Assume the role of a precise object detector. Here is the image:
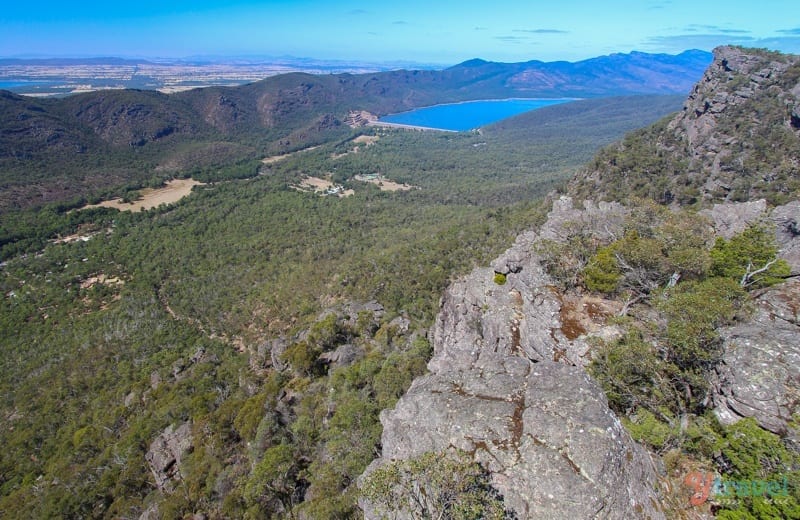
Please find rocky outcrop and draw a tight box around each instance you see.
[712,280,800,434]
[700,199,768,239]
[772,201,800,275]
[370,360,664,519]
[362,197,664,519]
[698,200,800,434]
[433,197,629,372]
[671,46,799,162]
[344,110,377,127]
[572,47,800,205]
[701,199,800,274]
[318,343,363,368]
[145,422,193,492]
[250,300,384,373]
[537,195,629,243]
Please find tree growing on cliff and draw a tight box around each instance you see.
[709,224,790,288]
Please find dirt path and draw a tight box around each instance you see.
[262,145,321,164]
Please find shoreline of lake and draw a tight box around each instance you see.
[378,98,577,132]
[367,120,457,132]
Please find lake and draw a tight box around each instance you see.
[378,98,574,131]
[0,81,50,90]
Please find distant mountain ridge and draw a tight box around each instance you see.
[446,49,712,96]
[0,49,711,210]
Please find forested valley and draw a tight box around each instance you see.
[0,94,683,517]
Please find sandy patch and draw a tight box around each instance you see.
[80,274,124,290]
[354,174,418,192]
[331,135,380,159]
[81,179,204,212]
[299,176,333,190]
[53,233,95,244]
[353,135,379,145]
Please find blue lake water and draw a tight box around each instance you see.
[379,98,574,131]
[0,81,49,89]
[0,81,29,89]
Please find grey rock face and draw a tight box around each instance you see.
[772,200,800,274]
[138,502,159,520]
[791,104,800,129]
[371,360,663,519]
[701,199,767,239]
[145,422,193,492]
[712,280,800,434]
[363,198,664,519]
[701,199,800,274]
[538,196,629,244]
[673,46,797,152]
[318,343,363,368]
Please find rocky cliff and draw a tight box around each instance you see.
[362,198,800,519]
[572,46,800,206]
[361,198,665,519]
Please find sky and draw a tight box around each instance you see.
[1,0,799,65]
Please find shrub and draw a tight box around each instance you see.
[658,277,746,373]
[584,246,621,293]
[493,272,507,285]
[588,329,665,413]
[280,341,322,377]
[360,450,510,519]
[710,224,791,288]
[623,408,680,451]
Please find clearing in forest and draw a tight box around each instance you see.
[81,179,204,212]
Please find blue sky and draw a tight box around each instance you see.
[1,0,799,64]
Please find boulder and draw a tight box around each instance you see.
[318,343,363,368]
[772,200,800,274]
[700,199,767,239]
[366,359,664,519]
[145,422,193,492]
[712,280,800,434]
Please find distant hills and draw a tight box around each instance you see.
[445,49,712,97]
[0,49,711,210]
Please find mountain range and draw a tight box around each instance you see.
[0,49,710,210]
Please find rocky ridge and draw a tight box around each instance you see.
[671,46,800,181]
[361,47,800,518]
[572,46,800,205]
[362,197,665,519]
[362,191,800,517]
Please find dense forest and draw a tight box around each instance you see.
[0,94,683,517]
